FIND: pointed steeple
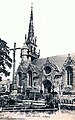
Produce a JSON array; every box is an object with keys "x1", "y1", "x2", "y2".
[
  {"x1": 27, "y1": 3, "x2": 34, "y2": 42},
  {"x1": 22, "y1": 3, "x2": 40, "y2": 62}
]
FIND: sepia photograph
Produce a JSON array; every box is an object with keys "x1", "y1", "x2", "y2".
[{"x1": 0, "y1": 0, "x2": 75, "y2": 120}]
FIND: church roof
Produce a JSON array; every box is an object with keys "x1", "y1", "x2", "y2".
[{"x1": 32, "y1": 53, "x2": 75, "y2": 70}]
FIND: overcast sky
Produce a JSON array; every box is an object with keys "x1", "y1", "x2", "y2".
[{"x1": 0, "y1": 0, "x2": 75, "y2": 79}]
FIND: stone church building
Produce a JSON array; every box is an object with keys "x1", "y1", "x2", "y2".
[{"x1": 14, "y1": 5, "x2": 75, "y2": 100}]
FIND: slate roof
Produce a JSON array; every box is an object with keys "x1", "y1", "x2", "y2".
[{"x1": 32, "y1": 53, "x2": 75, "y2": 71}]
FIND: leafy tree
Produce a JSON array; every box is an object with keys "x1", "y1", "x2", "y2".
[{"x1": 0, "y1": 38, "x2": 12, "y2": 80}]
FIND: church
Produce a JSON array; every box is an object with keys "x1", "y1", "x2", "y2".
[{"x1": 13, "y1": 5, "x2": 75, "y2": 101}]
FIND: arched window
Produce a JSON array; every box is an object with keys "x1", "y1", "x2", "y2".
[
  {"x1": 28, "y1": 71, "x2": 32, "y2": 86},
  {"x1": 66, "y1": 66, "x2": 73, "y2": 86},
  {"x1": 18, "y1": 72, "x2": 22, "y2": 86},
  {"x1": 31, "y1": 46, "x2": 33, "y2": 53},
  {"x1": 34, "y1": 47, "x2": 36, "y2": 53}
]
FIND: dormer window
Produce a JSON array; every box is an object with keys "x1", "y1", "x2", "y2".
[
  {"x1": 66, "y1": 66, "x2": 73, "y2": 86},
  {"x1": 62, "y1": 54, "x2": 75, "y2": 87}
]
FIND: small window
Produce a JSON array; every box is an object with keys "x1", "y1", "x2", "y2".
[
  {"x1": 44, "y1": 66, "x2": 51, "y2": 75},
  {"x1": 34, "y1": 82, "x2": 36, "y2": 86},
  {"x1": 27, "y1": 49, "x2": 29, "y2": 54},
  {"x1": 34, "y1": 47, "x2": 36, "y2": 53},
  {"x1": 31, "y1": 46, "x2": 33, "y2": 52},
  {"x1": 66, "y1": 66, "x2": 73, "y2": 86}
]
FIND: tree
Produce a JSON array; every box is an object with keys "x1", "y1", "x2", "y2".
[{"x1": 0, "y1": 38, "x2": 12, "y2": 79}]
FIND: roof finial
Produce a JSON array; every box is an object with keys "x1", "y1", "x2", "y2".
[
  {"x1": 31, "y1": 2, "x2": 33, "y2": 10},
  {"x1": 30, "y1": 2, "x2": 33, "y2": 21},
  {"x1": 68, "y1": 53, "x2": 70, "y2": 57}
]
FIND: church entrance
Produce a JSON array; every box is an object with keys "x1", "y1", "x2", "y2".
[{"x1": 43, "y1": 78, "x2": 52, "y2": 93}]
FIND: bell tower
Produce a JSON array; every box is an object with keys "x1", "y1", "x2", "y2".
[{"x1": 21, "y1": 4, "x2": 40, "y2": 62}]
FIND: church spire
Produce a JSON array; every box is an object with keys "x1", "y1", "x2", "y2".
[
  {"x1": 28, "y1": 3, "x2": 34, "y2": 41},
  {"x1": 22, "y1": 3, "x2": 40, "y2": 62}
]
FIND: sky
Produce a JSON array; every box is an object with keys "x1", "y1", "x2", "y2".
[{"x1": 0, "y1": 0, "x2": 75, "y2": 80}]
